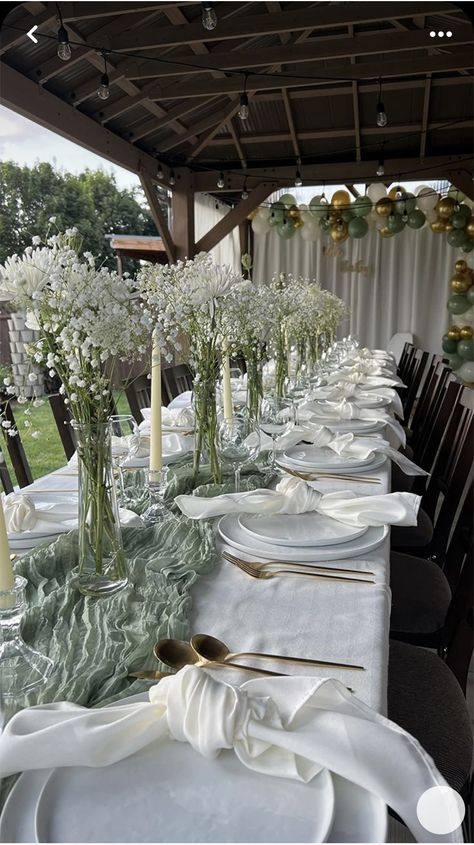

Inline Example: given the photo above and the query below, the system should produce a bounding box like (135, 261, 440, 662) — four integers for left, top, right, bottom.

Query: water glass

(217, 415, 261, 492)
(108, 414, 141, 504)
(260, 395, 296, 470)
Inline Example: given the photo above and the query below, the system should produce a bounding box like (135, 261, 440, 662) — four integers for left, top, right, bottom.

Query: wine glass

(217, 415, 261, 492)
(259, 395, 296, 471)
(108, 414, 141, 505)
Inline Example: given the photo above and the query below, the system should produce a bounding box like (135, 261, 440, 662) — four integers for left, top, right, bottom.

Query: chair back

(48, 393, 76, 460)
(410, 360, 451, 456)
(0, 450, 14, 493)
(397, 342, 414, 381)
(387, 333, 413, 364)
(124, 374, 153, 424)
(0, 401, 33, 488)
(162, 364, 194, 401)
(402, 350, 430, 424)
(443, 485, 473, 693)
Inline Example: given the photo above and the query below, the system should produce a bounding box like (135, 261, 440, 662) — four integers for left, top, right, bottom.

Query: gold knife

(128, 670, 173, 680)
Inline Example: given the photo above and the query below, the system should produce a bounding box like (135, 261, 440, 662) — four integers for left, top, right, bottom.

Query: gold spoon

(154, 638, 285, 677)
(191, 634, 364, 672)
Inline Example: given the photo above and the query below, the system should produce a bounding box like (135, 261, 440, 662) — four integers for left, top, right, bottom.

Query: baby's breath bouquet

(138, 253, 243, 483)
(0, 227, 151, 597)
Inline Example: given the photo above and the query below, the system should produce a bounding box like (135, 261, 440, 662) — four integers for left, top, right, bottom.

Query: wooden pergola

(1, 1, 473, 263)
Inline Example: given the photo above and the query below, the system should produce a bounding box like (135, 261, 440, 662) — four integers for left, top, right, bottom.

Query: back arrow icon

(27, 25, 38, 43)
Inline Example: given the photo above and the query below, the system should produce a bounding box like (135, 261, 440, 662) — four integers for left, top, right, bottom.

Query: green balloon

(341, 207, 355, 222)
(447, 229, 466, 248)
(279, 193, 297, 207)
(462, 240, 474, 254)
(407, 209, 425, 229)
(447, 353, 464, 371)
(452, 205, 471, 228)
(448, 186, 466, 202)
(269, 201, 285, 225)
(394, 192, 416, 216)
(319, 217, 331, 233)
(353, 196, 372, 217)
(458, 339, 474, 360)
(348, 217, 368, 239)
(387, 213, 405, 233)
(447, 294, 469, 314)
(277, 219, 296, 239)
(310, 196, 330, 219)
(442, 334, 459, 354)
(467, 286, 474, 305)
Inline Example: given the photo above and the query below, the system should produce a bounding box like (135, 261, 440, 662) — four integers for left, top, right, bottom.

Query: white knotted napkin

(326, 371, 404, 388)
(1, 492, 143, 534)
(300, 398, 406, 446)
(306, 383, 403, 417)
(259, 425, 426, 477)
(139, 406, 194, 434)
(175, 475, 420, 525)
(0, 665, 461, 843)
(121, 433, 193, 468)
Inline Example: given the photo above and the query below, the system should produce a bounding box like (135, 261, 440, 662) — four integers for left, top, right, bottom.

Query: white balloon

(367, 183, 387, 203)
(425, 208, 438, 224)
(454, 305, 474, 326)
(415, 185, 429, 196)
(299, 203, 308, 211)
(256, 206, 271, 221)
(300, 221, 320, 241)
(416, 187, 438, 214)
(300, 211, 314, 224)
(457, 361, 474, 384)
(251, 216, 271, 235)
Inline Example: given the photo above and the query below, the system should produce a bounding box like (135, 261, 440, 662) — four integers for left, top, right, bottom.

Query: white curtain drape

(254, 226, 459, 352)
(195, 194, 240, 271)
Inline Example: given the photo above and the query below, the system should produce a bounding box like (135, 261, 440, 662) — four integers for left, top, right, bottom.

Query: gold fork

(228, 556, 374, 584)
(222, 550, 374, 576)
(280, 465, 381, 484)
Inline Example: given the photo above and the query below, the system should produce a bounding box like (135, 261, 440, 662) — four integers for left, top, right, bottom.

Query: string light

(238, 73, 249, 121)
(97, 52, 110, 100)
(376, 144, 385, 176)
(56, 4, 71, 61)
(201, 2, 217, 31)
(241, 178, 248, 199)
(376, 78, 388, 128)
(294, 157, 303, 187)
(169, 170, 176, 186)
(217, 171, 225, 188)
(156, 161, 164, 179)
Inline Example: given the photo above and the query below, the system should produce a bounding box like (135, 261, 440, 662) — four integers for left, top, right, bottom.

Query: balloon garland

(442, 258, 474, 386)
(250, 184, 474, 251)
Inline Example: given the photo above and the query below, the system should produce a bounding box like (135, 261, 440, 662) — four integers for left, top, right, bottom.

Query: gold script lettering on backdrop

(322, 244, 371, 277)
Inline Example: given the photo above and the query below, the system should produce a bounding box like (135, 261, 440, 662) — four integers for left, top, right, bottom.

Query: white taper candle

(222, 342, 233, 421)
(149, 330, 162, 473)
(0, 494, 14, 607)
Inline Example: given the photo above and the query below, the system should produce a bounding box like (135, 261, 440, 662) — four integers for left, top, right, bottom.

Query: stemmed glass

(217, 415, 261, 492)
(259, 395, 296, 471)
(108, 414, 141, 505)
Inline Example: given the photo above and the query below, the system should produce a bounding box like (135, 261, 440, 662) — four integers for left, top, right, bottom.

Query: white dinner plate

(238, 512, 367, 548)
(0, 760, 386, 844)
(307, 418, 386, 434)
(8, 525, 73, 542)
(219, 515, 388, 562)
(352, 394, 390, 409)
(162, 425, 194, 433)
(282, 445, 385, 472)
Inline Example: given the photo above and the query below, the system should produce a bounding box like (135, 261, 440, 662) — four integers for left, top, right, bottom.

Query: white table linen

(300, 398, 406, 445)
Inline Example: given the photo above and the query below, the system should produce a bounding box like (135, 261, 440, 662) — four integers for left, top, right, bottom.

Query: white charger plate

(308, 418, 386, 435)
(282, 446, 385, 472)
(238, 512, 367, 548)
(352, 395, 390, 410)
(219, 515, 388, 562)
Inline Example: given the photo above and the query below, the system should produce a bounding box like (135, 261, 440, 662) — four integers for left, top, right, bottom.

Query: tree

(0, 161, 168, 270)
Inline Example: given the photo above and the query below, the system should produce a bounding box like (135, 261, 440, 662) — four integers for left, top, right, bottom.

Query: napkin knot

(275, 476, 323, 513)
(2, 492, 37, 532)
(150, 665, 278, 759)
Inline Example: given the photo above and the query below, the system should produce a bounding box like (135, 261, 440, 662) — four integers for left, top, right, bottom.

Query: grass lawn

(2, 391, 132, 482)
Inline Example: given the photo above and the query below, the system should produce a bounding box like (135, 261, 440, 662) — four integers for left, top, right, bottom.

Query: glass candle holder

(142, 467, 172, 526)
(0, 575, 53, 698)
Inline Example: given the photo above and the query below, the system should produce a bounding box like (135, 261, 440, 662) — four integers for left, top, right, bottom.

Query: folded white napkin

(260, 424, 426, 476)
(300, 398, 406, 446)
(326, 371, 404, 388)
(0, 665, 460, 843)
(307, 383, 403, 417)
(1, 493, 143, 534)
(121, 434, 193, 468)
(168, 391, 193, 409)
(175, 475, 420, 526)
(139, 406, 194, 434)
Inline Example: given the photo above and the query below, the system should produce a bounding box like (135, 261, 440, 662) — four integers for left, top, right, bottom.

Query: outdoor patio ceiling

(1, 1, 473, 259)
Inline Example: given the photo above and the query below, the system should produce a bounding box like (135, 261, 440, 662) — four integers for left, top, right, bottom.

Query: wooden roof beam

(227, 119, 247, 170)
(195, 183, 274, 253)
(139, 172, 175, 263)
(420, 75, 432, 159)
(111, 3, 457, 51)
(282, 89, 300, 158)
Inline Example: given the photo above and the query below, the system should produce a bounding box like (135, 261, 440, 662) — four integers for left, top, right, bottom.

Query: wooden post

(171, 169, 196, 260)
(195, 183, 274, 254)
(239, 221, 248, 259)
(139, 172, 176, 263)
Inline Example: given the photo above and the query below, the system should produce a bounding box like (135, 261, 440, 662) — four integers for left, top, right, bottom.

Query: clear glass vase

(192, 376, 221, 484)
(72, 422, 127, 598)
(245, 347, 263, 423)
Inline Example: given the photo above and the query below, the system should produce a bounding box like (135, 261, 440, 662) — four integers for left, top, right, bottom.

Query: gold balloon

(466, 218, 474, 237)
(445, 222, 454, 232)
(460, 325, 474, 339)
(436, 196, 456, 219)
(388, 184, 406, 200)
(379, 227, 395, 238)
(430, 219, 446, 234)
(330, 223, 348, 242)
(451, 273, 471, 293)
(293, 219, 304, 229)
(247, 209, 258, 221)
(448, 326, 461, 341)
(288, 205, 300, 219)
(332, 190, 351, 208)
(455, 259, 468, 273)
(375, 198, 392, 217)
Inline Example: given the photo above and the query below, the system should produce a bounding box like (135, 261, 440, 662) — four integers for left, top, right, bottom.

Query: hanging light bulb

(239, 92, 249, 121)
(376, 78, 388, 127)
(156, 161, 164, 180)
(241, 179, 249, 200)
(294, 157, 303, 187)
(97, 52, 110, 100)
(56, 5, 71, 61)
(376, 156, 385, 177)
(201, 2, 217, 31)
(169, 170, 176, 186)
(217, 171, 225, 188)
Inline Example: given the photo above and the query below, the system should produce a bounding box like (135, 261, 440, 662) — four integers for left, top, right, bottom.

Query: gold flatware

(280, 466, 381, 484)
(128, 670, 174, 680)
(191, 634, 365, 672)
(228, 556, 374, 584)
(222, 550, 374, 576)
(10, 553, 16, 561)
(154, 638, 285, 677)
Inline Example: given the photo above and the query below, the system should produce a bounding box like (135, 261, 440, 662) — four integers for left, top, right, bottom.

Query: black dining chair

(124, 373, 153, 424)
(0, 400, 33, 487)
(48, 393, 76, 461)
(162, 364, 194, 401)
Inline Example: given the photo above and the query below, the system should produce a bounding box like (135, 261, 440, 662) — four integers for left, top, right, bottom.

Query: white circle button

(416, 786, 465, 835)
